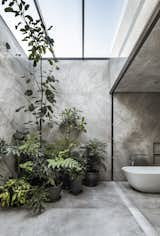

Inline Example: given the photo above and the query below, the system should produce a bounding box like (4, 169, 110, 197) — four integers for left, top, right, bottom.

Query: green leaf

(9, 1, 14, 7)
(26, 79, 31, 83)
(28, 104, 35, 112)
(19, 161, 33, 172)
(4, 7, 14, 12)
(2, 0, 8, 5)
(45, 89, 55, 103)
(24, 89, 33, 96)
(47, 25, 53, 31)
(47, 75, 55, 82)
(5, 42, 10, 50)
(25, 4, 29, 10)
(19, 3, 22, 10)
(25, 15, 33, 22)
(48, 59, 53, 65)
(15, 106, 25, 112)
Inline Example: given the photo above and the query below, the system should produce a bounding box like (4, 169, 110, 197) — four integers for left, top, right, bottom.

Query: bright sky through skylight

(0, 0, 126, 57)
(0, 0, 39, 54)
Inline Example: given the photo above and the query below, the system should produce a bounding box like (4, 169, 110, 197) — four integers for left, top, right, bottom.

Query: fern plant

(19, 161, 33, 172)
(47, 157, 85, 181)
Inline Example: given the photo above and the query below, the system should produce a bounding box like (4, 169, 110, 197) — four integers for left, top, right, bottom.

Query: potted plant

(45, 179, 62, 202)
(47, 156, 85, 195)
(83, 139, 106, 187)
(69, 170, 84, 195)
(19, 154, 62, 203)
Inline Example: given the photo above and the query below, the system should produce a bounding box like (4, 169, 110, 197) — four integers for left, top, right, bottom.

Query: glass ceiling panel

(38, 0, 82, 57)
(0, 0, 39, 55)
(0, 0, 127, 58)
(84, 0, 126, 57)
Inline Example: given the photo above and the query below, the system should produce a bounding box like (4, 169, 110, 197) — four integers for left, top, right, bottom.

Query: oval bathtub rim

(122, 166, 160, 175)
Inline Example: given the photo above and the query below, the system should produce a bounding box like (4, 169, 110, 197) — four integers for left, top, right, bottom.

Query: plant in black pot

(67, 158, 85, 195)
(44, 164, 62, 202)
(45, 177, 62, 202)
(48, 156, 85, 195)
(69, 170, 84, 195)
(45, 142, 73, 190)
(19, 155, 62, 203)
(83, 139, 106, 187)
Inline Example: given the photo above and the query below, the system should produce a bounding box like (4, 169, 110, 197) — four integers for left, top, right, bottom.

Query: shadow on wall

(113, 93, 160, 180)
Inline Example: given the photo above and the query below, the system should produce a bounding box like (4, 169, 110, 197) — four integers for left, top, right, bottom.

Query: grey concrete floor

(0, 182, 159, 236)
(119, 182, 160, 235)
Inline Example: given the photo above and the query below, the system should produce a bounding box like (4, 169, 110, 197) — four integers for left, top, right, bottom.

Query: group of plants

(0, 0, 107, 215)
(0, 108, 106, 214)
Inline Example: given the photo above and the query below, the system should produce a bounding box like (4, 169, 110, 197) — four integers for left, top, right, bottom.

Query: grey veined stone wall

(42, 60, 160, 181)
(0, 16, 36, 180)
(1, 14, 160, 180)
(0, 16, 35, 141)
(42, 60, 111, 180)
(113, 93, 160, 180)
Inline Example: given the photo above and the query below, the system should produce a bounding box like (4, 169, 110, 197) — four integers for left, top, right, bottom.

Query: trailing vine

(1, 0, 58, 143)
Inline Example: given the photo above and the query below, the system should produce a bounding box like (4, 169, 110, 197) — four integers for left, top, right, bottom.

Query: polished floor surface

(0, 182, 160, 236)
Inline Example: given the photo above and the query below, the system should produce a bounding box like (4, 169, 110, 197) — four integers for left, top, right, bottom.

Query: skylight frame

(0, 0, 125, 59)
(34, 0, 117, 60)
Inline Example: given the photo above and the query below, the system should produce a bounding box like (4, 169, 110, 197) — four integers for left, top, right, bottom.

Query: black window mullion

(82, 0, 85, 58)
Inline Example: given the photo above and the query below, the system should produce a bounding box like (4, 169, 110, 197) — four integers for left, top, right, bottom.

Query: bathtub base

(122, 166, 160, 193)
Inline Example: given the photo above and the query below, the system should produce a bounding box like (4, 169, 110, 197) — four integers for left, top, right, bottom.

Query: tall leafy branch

(1, 0, 59, 143)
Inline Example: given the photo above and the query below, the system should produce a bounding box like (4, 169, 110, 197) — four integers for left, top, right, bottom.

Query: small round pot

(47, 183, 62, 202)
(70, 179, 83, 195)
(84, 171, 99, 187)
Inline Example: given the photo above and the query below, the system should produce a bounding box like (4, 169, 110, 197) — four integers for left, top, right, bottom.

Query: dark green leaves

(9, 1, 14, 7)
(15, 22, 21, 30)
(24, 90, 33, 96)
(2, 0, 8, 5)
(28, 104, 35, 112)
(2, 0, 58, 130)
(48, 59, 53, 65)
(47, 26, 53, 31)
(24, 4, 29, 10)
(47, 75, 55, 83)
(4, 7, 13, 12)
(5, 42, 11, 50)
(45, 89, 55, 104)
(26, 79, 31, 83)
(25, 15, 33, 22)
(15, 106, 25, 112)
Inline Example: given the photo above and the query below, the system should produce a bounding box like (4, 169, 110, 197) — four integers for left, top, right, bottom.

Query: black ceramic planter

(70, 179, 83, 195)
(47, 183, 62, 202)
(84, 171, 99, 187)
(61, 174, 71, 190)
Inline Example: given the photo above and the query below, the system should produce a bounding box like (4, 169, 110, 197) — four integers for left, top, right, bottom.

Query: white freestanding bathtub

(122, 166, 160, 193)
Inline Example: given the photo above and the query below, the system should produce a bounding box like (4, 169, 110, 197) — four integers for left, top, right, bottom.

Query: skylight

(0, 0, 126, 58)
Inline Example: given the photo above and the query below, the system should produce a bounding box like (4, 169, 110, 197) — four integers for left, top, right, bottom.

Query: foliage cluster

(0, 0, 107, 215)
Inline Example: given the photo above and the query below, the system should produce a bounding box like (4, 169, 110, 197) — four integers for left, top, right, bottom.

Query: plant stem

(39, 59, 43, 146)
